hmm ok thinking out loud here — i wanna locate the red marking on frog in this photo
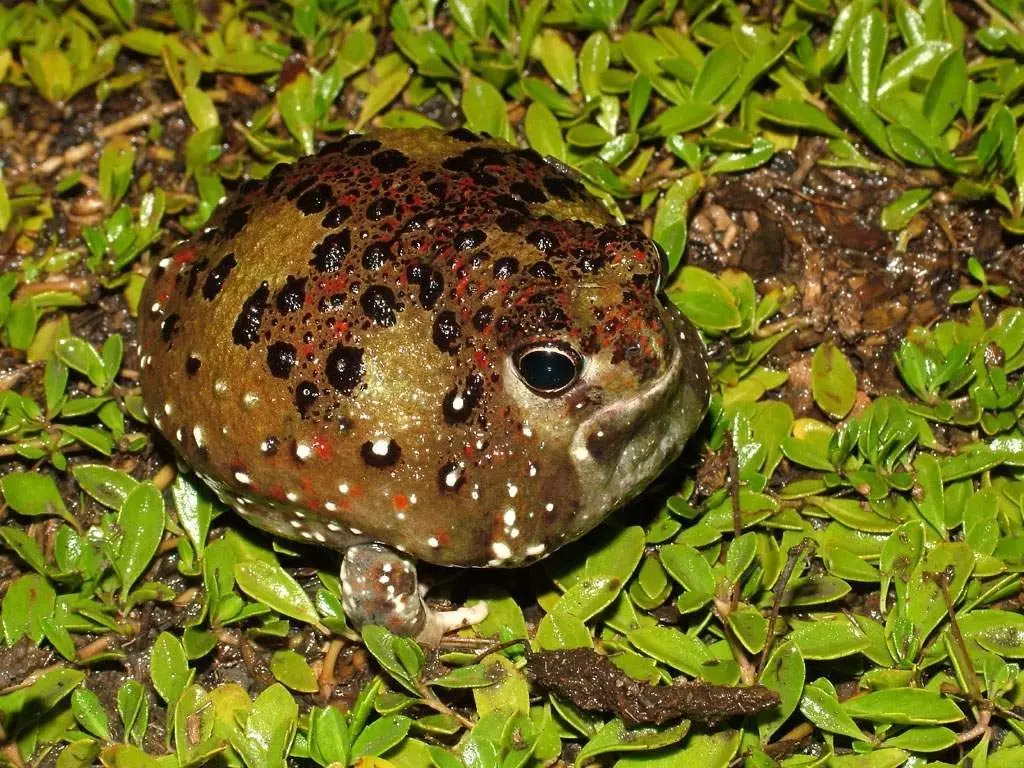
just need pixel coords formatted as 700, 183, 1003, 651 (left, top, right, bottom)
312, 434, 334, 460
174, 247, 197, 264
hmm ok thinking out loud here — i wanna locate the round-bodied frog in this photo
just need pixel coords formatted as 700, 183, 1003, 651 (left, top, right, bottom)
138, 128, 710, 642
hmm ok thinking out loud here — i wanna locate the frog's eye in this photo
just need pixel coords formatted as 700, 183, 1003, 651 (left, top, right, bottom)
514, 344, 583, 395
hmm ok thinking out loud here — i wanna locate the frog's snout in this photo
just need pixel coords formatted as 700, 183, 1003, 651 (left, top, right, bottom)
569, 300, 709, 515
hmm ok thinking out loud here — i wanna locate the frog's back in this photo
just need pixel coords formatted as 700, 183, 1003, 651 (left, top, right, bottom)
139, 128, 707, 568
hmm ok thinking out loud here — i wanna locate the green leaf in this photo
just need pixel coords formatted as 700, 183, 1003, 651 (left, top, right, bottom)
356, 67, 411, 129
884, 726, 957, 752
2, 573, 56, 645
277, 74, 316, 156
350, 715, 411, 761
524, 103, 566, 162
800, 679, 864, 740
171, 473, 214, 558
848, 10, 886, 102
234, 560, 325, 631
309, 705, 350, 766
756, 643, 805, 740
923, 50, 966, 134
0, 667, 84, 737
788, 616, 869, 659
56, 336, 108, 389
117, 679, 148, 746
461, 76, 511, 142
668, 266, 742, 331
116, 483, 165, 597
758, 99, 844, 138
72, 688, 112, 741
708, 137, 774, 174
0, 527, 48, 576
151, 632, 192, 706
230, 683, 297, 768
1, 472, 75, 527
691, 46, 740, 104
576, 718, 690, 767
579, 32, 610, 98
824, 81, 894, 158
842, 688, 965, 725
536, 30, 578, 94
628, 626, 724, 681
476, 656, 531, 720
174, 684, 221, 768
958, 610, 1024, 658
653, 175, 702, 274
881, 188, 933, 230
270, 650, 319, 693
811, 342, 858, 419
359, 625, 420, 694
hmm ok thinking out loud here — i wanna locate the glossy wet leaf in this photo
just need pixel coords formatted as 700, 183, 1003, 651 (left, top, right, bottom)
799, 679, 864, 740
71, 688, 111, 741
461, 76, 511, 142
234, 560, 324, 631
116, 482, 165, 597
881, 188, 933, 230
72, 464, 138, 511
472, 654, 530, 717
575, 718, 690, 767
1, 472, 74, 526
788, 616, 869, 659
171, 474, 214, 559
958, 610, 1024, 658
884, 725, 957, 752
230, 683, 297, 768
842, 688, 964, 724
668, 267, 742, 331
360, 625, 421, 694
758, 99, 844, 138
524, 103, 565, 162
756, 643, 805, 740
351, 715, 411, 761
151, 632, 192, 706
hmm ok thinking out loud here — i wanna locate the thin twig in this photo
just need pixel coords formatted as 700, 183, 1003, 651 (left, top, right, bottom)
758, 538, 814, 676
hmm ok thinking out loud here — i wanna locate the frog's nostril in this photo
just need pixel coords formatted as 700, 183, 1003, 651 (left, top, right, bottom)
514, 343, 582, 395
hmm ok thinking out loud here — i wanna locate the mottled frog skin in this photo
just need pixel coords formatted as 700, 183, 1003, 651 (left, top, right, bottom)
138, 128, 709, 640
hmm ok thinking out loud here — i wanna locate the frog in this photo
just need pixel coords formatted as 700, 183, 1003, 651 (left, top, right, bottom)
137, 128, 710, 643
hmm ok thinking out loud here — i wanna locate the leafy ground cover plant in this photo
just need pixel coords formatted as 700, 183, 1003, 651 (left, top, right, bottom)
0, 0, 1023, 766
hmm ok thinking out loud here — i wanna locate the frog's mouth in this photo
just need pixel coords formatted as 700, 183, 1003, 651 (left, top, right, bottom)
568, 301, 709, 523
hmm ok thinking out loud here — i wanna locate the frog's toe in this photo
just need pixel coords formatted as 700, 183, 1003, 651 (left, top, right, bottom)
341, 543, 427, 637
416, 601, 489, 646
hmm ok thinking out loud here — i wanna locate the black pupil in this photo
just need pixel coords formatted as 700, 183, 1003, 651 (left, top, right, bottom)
517, 349, 578, 393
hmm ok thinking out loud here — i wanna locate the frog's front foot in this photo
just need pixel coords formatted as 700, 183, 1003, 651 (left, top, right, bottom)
341, 543, 487, 645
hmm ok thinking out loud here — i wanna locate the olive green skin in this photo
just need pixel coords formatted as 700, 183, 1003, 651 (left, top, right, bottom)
138, 128, 709, 570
